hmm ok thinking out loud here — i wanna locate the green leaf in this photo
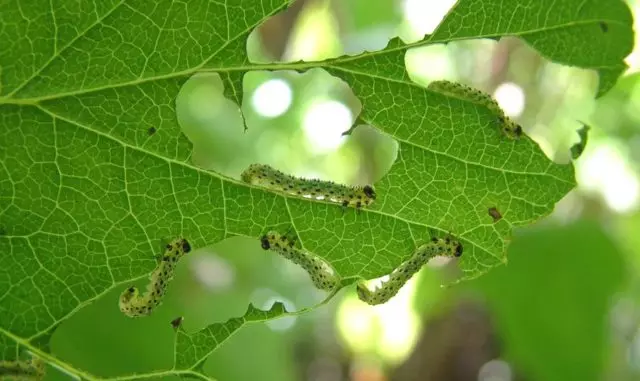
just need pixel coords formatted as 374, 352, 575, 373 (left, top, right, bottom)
475, 220, 625, 381
0, 0, 634, 379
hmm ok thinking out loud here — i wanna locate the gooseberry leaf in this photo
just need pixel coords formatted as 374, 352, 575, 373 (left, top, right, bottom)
0, 0, 633, 379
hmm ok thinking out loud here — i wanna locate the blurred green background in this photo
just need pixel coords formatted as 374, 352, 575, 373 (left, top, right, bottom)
45, 0, 640, 380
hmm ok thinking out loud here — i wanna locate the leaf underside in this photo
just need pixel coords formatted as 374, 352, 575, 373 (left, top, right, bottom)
0, 0, 634, 379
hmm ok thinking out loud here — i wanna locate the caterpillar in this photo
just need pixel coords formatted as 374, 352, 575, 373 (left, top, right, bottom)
428, 80, 523, 140
356, 235, 463, 305
260, 231, 339, 291
119, 237, 191, 318
241, 164, 376, 210
0, 357, 45, 381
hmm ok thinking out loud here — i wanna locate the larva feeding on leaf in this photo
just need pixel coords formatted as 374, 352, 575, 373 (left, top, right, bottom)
119, 237, 191, 318
428, 80, 523, 140
260, 231, 339, 291
241, 164, 376, 210
356, 235, 463, 305
0, 356, 45, 381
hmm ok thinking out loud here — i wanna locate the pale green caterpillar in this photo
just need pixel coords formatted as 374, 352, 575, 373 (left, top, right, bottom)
260, 231, 339, 291
356, 236, 463, 305
428, 80, 523, 140
119, 237, 191, 318
241, 164, 376, 210
0, 356, 45, 381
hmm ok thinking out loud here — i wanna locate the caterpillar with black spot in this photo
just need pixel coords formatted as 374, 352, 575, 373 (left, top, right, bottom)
119, 237, 191, 318
260, 231, 339, 291
0, 356, 45, 381
241, 164, 376, 210
428, 80, 523, 140
356, 235, 463, 305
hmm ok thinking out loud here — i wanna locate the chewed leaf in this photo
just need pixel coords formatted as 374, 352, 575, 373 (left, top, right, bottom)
0, 0, 634, 379
174, 302, 289, 369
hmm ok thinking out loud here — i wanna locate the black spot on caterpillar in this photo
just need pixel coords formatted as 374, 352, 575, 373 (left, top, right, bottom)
0, 356, 45, 381
428, 80, 523, 140
147, 127, 157, 136
241, 164, 376, 210
260, 231, 339, 291
119, 237, 191, 318
599, 22, 608, 32
356, 235, 463, 305
170, 316, 184, 330
488, 207, 502, 222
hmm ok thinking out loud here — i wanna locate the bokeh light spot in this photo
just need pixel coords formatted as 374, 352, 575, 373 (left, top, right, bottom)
494, 82, 525, 117
251, 78, 293, 118
302, 100, 352, 153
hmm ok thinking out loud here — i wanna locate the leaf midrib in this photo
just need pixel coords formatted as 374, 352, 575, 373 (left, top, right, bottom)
0, 16, 619, 104
35, 104, 559, 230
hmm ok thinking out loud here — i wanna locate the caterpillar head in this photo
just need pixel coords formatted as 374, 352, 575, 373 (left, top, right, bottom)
119, 287, 139, 303
180, 238, 192, 253
260, 234, 271, 250
454, 242, 463, 257
513, 124, 523, 138
363, 185, 376, 200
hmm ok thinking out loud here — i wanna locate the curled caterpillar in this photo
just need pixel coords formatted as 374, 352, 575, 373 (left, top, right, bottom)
428, 80, 523, 140
0, 357, 45, 381
119, 237, 191, 318
356, 235, 463, 305
241, 164, 376, 210
260, 231, 339, 291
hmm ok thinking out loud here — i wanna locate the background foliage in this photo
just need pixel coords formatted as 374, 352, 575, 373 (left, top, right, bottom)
1, 0, 639, 380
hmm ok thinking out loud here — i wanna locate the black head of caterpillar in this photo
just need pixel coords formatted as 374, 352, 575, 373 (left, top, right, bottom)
260, 230, 339, 291
497, 115, 523, 140
119, 237, 191, 318
241, 164, 376, 210
357, 235, 463, 305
